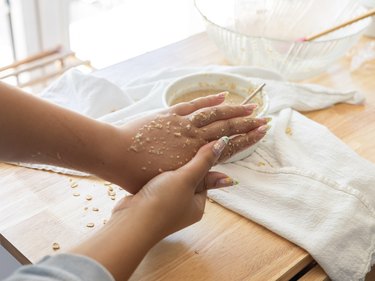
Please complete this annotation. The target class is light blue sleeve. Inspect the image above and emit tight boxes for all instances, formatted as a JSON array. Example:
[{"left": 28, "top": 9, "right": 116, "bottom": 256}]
[{"left": 3, "top": 253, "right": 114, "bottom": 281}]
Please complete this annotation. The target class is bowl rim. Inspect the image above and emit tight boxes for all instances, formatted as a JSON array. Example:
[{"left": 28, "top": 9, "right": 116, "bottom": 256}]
[
  {"left": 163, "top": 71, "right": 270, "bottom": 118},
  {"left": 194, "top": 0, "right": 371, "bottom": 44}
]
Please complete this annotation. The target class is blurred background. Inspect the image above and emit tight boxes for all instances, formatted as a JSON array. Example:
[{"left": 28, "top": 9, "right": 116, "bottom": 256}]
[
  {"left": 0, "top": 0, "right": 205, "bottom": 67},
  {"left": 0, "top": 0, "right": 204, "bottom": 92}
]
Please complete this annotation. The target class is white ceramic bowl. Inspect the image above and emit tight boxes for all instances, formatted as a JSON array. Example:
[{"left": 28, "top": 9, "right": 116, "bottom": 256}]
[
  {"left": 163, "top": 72, "right": 269, "bottom": 162},
  {"left": 195, "top": 0, "right": 371, "bottom": 81}
]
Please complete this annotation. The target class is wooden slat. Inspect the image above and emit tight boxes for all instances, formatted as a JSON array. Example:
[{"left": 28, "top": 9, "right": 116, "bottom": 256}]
[
  {"left": 366, "top": 266, "right": 375, "bottom": 281},
  {"left": 0, "top": 51, "right": 75, "bottom": 79},
  {"left": 0, "top": 46, "right": 61, "bottom": 72},
  {"left": 299, "top": 265, "right": 329, "bottom": 281}
]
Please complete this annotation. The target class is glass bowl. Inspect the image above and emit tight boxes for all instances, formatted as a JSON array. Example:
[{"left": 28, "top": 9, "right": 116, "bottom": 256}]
[
  {"left": 195, "top": 0, "right": 371, "bottom": 81},
  {"left": 163, "top": 72, "right": 269, "bottom": 162}
]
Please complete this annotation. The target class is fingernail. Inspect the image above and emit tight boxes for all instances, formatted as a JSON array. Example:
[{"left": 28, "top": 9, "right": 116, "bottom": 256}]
[
  {"left": 217, "top": 91, "right": 229, "bottom": 99},
  {"left": 263, "top": 117, "right": 272, "bottom": 123},
  {"left": 258, "top": 124, "right": 271, "bottom": 133},
  {"left": 243, "top": 103, "right": 257, "bottom": 113},
  {"left": 212, "top": 136, "right": 229, "bottom": 156},
  {"left": 215, "top": 177, "right": 239, "bottom": 188}
]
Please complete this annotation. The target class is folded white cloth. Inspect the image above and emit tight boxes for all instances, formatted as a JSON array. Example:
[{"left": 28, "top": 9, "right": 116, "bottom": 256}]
[
  {"left": 211, "top": 108, "right": 375, "bottom": 281},
  {"left": 30, "top": 66, "right": 373, "bottom": 281}
]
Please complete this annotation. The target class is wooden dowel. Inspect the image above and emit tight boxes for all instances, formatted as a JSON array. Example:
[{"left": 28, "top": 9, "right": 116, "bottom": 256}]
[
  {"left": 0, "top": 46, "right": 62, "bottom": 72},
  {"left": 241, "top": 83, "right": 266, "bottom": 105},
  {"left": 0, "top": 52, "right": 75, "bottom": 80},
  {"left": 304, "top": 8, "right": 375, "bottom": 41}
]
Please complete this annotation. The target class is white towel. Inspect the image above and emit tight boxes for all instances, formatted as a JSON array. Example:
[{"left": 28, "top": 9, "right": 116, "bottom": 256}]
[{"left": 29, "top": 66, "right": 373, "bottom": 281}]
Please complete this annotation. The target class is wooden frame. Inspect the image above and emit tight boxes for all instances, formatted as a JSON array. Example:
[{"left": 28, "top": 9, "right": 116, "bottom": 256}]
[{"left": 0, "top": 45, "right": 92, "bottom": 90}]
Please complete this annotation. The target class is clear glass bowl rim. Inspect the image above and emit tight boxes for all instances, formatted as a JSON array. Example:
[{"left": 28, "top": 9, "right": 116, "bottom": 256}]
[{"left": 194, "top": 0, "right": 371, "bottom": 44}]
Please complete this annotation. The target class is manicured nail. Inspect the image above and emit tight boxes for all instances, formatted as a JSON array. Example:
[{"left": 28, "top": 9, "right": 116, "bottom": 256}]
[
  {"left": 217, "top": 91, "right": 229, "bottom": 99},
  {"left": 263, "top": 117, "right": 272, "bottom": 123},
  {"left": 258, "top": 124, "right": 271, "bottom": 133},
  {"left": 215, "top": 177, "right": 239, "bottom": 188},
  {"left": 212, "top": 136, "right": 229, "bottom": 156},
  {"left": 243, "top": 103, "right": 257, "bottom": 113}
]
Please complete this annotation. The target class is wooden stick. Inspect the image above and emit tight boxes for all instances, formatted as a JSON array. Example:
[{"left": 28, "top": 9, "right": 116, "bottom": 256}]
[
  {"left": 241, "top": 83, "right": 266, "bottom": 105},
  {"left": 0, "top": 46, "right": 62, "bottom": 72},
  {"left": 303, "top": 8, "right": 375, "bottom": 41},
  {"left": 0, "top": 51, "right": 75, "bottom": 80}
]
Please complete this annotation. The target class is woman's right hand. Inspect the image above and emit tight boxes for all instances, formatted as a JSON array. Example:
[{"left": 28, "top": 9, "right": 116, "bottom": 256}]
[
  {"left": 111, "top": 136, "right": 235, "bottom": 240},
  {"left": 70, "top": 136, "right": 238, "bottom": 281}
]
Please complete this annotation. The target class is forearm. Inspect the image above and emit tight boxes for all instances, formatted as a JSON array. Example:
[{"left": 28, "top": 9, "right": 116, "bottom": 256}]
[
  {"left": 70, "top": 206, "right": 161, "bottom": 281},
  {"left": 0, "top": 82, "right": 115, "bottom": 176}
]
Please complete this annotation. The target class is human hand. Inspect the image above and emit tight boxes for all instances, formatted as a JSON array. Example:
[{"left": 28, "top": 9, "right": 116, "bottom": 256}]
[
  {"left": 111, "top": 136, "right": 234, "bottom": 240},
  {"left": 70, "top": 137, "right": 233, "bottom": 281},
  {"left": 101, "top": 93, "right": 269, "bottom": 193}
]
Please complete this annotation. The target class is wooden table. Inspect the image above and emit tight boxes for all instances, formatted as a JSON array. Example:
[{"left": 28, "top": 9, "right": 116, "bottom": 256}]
[{"left": 1, "top": 32, "right": 375, "bottom": 281}]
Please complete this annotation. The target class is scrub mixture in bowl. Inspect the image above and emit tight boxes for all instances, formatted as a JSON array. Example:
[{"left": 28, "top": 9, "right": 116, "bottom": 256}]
[{"left": 170, "top": 89, "right": 264, "bottom": 117}]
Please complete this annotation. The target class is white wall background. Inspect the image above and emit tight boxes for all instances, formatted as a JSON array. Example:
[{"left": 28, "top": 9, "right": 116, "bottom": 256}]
[
  {"left": 69, "top": 0, "right": 205, "bottom": 68},
  {"left": 4, "top": 0, "right": 205, "bottom": 69}
]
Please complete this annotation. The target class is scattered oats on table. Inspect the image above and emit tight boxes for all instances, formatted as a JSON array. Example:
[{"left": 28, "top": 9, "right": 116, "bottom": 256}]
[
  {"left": 108, "top": 190, "right": 116, "bottom": 196},
  {"left": 110, "top": 195, "right": 116, "bottom": 200},
  {"left": 86, "top": 223, "right": 95, "bottom": 228},
  {"left": 92, "top": 207, "right": 99, "bottom": 212},
  {"left": 73, "top": 192, "right": 80, "bottom": 197},
  {"left": 52, "top": 242, "right": 60, "bottom": 251},
  {"left": 70, "top": 182, "right": 78, "bottom": 188},
  {"left": 85, "top": 195, "right": 93, "bottom": 201}
]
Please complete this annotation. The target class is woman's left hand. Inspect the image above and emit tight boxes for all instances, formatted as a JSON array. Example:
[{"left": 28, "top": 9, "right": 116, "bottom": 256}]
[{"left": 100, "top": 93, "right": 269, "bottom": 193}]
